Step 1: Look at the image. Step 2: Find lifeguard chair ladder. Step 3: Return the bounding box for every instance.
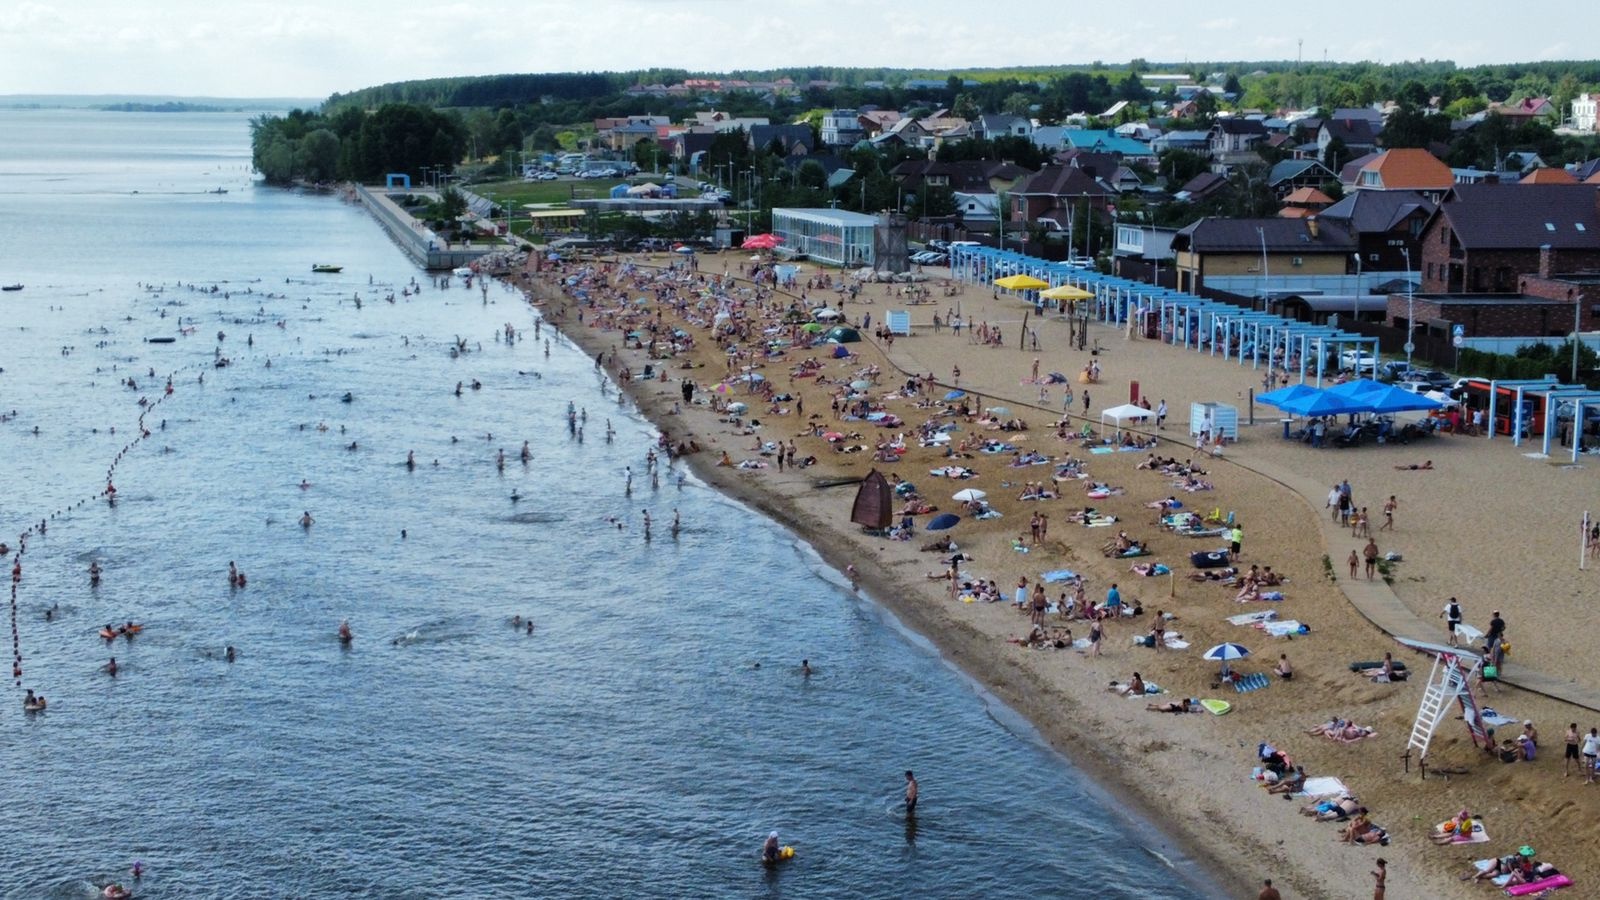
[1400,639,1486,764]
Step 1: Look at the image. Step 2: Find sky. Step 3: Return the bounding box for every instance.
[1,0,1592,101]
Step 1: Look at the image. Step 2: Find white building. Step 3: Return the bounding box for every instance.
[1573,93,1599,132]
[771,208,877,267]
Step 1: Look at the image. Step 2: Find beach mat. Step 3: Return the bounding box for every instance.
[1234,672,1270,693]
[1228,611,1277,626]
[1296,776,1348,798]
[1480,707,1518,728]
[1434,821,1490,844]
[1089,447,1116,455]
[1040,569,1079,583]
[1348,660,1409,673]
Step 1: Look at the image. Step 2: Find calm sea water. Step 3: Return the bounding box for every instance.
[0,109,1225,899]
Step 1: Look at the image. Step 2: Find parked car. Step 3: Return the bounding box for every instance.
[1414,370,1452,391]
[1378,361,1417,382]
[1393,380,1431,394]
[1339,349,1378,370]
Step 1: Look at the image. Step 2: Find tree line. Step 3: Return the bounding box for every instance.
[250,104,467,186]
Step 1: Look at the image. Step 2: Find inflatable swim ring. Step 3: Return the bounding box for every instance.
[103,885,131,900]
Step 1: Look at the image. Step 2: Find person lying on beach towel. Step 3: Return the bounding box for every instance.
[1187,567,1239,582]
[1306,717,1351,737]
[1338,811,1388,845]
[1265,766,1306,794]
[1430,810,1480,844]
[1467,848,1537,884]
[1147,698,1195,713]
[1393,460,1434,471]
[1129,562,1171,577]
[1305,796,1363,821]
[1324,723,1377,743]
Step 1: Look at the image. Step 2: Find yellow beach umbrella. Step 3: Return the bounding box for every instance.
[993,274,1050,291]
[1040,284,1095,301]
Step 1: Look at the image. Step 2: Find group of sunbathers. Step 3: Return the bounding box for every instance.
[1136,454,1208,477]
[1306,717,1377,743]
[1101,530,1148,558]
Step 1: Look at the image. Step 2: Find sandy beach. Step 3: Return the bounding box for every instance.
[517,252,1600,899]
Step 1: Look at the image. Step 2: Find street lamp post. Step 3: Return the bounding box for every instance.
[1402,247,1416,370]
[1351,252,1363,326]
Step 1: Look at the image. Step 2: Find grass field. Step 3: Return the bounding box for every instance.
[471,179,616,209]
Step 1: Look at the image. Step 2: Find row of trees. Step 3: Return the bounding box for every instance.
[251,104,466,186]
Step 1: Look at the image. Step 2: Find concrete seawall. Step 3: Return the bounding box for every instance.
[351,183,496,271]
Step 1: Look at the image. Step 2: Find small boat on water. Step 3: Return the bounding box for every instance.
[311,264,343,273]
[1,284,21,292]
[209,188,228,194]
[145,336,176,344]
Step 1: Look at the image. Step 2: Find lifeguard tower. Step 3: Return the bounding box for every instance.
[1398,637,1490,776]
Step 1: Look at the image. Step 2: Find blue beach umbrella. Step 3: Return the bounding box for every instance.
[1202,642,1251,661]
[926,513,961,531]
[1256,384,1322,409]
[944,390,966,401]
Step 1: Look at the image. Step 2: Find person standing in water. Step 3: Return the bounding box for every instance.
[300,511,314,528]
[762,831,780,864]
[904,770,918,816]
[338,620,352,643]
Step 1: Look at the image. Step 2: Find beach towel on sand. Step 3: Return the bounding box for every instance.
[1480,707,1519,728]
[1294,776,1348,798]
[1228,610,1277,626]
[1434,820,1490,844]
[1041,569,1080,583]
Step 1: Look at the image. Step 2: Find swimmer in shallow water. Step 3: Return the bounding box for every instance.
[300,511,315,528]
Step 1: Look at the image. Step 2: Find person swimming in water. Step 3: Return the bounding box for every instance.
[224,646,236,663]
[801,659,812,677]
[89,560,102,584]
[337,620,352,643]
[103,657,119,675]
[300,511,315,528]
[762,831,781,864]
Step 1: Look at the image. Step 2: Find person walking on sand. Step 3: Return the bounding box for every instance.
[1348,549,1360,579]
[1363,537,1380,579]
[1082,391,1091,416]
[1372,858,1386,900]
[1156,399,1167,430]
[1440,597,1463,647]
[1380,494,1397,532]
[1229,525,1244,559]
[1258,878,1282,900]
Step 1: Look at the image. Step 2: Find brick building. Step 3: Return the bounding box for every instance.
[1389,293,1576,338]
[1418,184,1600,293]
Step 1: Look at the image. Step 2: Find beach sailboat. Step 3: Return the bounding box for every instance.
[1,284,22,292]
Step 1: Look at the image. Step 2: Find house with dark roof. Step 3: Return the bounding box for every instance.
[1174,171,1231,203]
[975,114,1033,142]
[1316,189,1436,272]
[1008,163,1114,229]
[666,131,718,166]
[1266,159,1334,199]
[1318,117,1379,157]
[1209,119,1268,163]
[749,124,815,156]
[1056,150,1142,192]
[889,160,1032,196]
[1418,184,1600,293]
[871,117,932,149]
[1170,217,1356,293]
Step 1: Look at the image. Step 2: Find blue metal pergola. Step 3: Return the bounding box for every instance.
[947,244,1381,384]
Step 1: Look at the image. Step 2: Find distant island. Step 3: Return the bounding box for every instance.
[97,101,230,113]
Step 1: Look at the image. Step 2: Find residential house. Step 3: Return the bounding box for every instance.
[1113,224,1180,286]
[1573,159,1600,183]
[1174,172,1231,203]
[1277,187,1334,218]
[871,117,932,149]
[1209,119,1268,164]
[1418,184,1600,293]
[1487,97,1557,127]
[1061,129,1157,165]
[1008,163,1114,229]
[749,124,815,156]
[666,131,718,169]
[1573,94,1599,132]
[1317,117,1379,157]
[889,160,1032,197]
[1266,159,1335,199]
[1031,125,1071,152]
[1521,167,1578,184]
[953,191,1004,226]
[1150,130,1211,155]
[975,114,1033,141]
[1337,151,1384,186]
[1316,189,1436,272]
[1056,149,1143,193]
[820,110,865,147]
[607,122,659,152]
[1101,100,1132,120]
[857,109,902,137]
[1349,148,1454,200]
[1169,217,1356,294]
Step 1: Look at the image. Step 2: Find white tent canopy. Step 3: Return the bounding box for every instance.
[1100,403,1153,432]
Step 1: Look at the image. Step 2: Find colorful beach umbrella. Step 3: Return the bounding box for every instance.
[1202,642,1251,661]
[1040,284,1094,301]
[994,274,1050,291]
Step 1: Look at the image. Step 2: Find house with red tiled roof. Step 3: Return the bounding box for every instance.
[1521,167,1578,185]
[1278,187,1334,217]
[1350,149,1454,200]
